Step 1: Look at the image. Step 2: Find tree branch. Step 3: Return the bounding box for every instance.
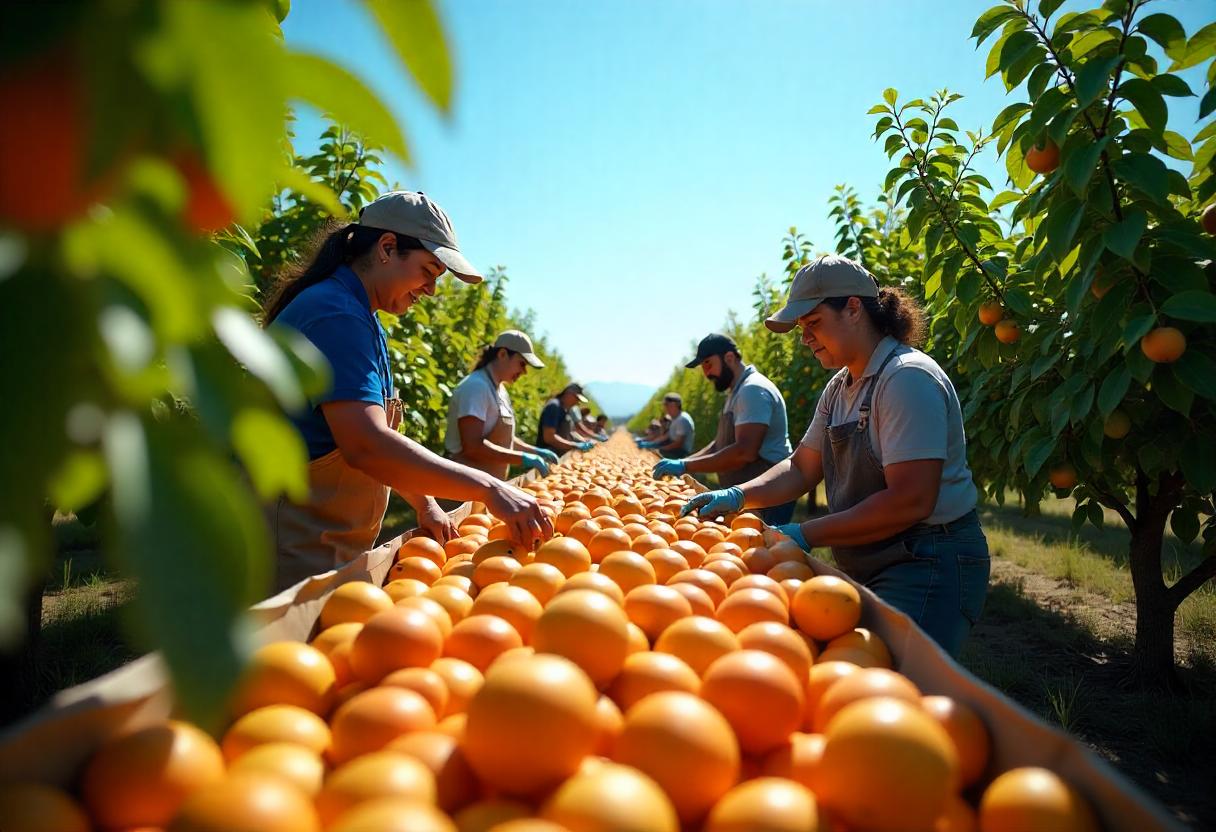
[1088,479,1137,531]
[1168,554,1216,608]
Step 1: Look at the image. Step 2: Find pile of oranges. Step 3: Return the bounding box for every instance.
[0,435,1100,831]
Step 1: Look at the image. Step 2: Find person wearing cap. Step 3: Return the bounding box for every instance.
[444,330,559,479]
[536,384,596,455]
[653,334,796,524]
[262,191,552,591]
[681,255,989,656]
[638,392,695,459]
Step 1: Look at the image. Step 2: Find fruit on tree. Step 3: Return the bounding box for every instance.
[1140,327,1186,363]
[1202,203,1216,235]
[175,151,235,233]
[1024,139,1060,175]
[1048,464,1078,491]
[978,302,1004,326]
[994,320,1020,344]
[1103,410,1131,440]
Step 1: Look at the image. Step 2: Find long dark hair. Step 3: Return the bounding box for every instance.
[262,219,427,326]
[473,345,518,371]
[822,286,927,347]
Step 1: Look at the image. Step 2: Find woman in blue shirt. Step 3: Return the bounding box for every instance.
[263,191,552,591]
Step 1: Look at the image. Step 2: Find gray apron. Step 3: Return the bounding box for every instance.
[821,344,918,584]
[450,367,517,481]
[716,366,780,488]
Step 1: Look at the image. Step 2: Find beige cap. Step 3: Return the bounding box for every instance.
[493,330,545,368]
[765,254,879,333]
[359,190,483,284]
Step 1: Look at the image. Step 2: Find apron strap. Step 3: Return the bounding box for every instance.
[856,344,904,433]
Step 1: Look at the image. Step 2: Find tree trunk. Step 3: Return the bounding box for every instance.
[1128,470,1183,689]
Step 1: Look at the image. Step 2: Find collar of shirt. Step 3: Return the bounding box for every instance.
[333,265,373,310]
[849,335,901,384]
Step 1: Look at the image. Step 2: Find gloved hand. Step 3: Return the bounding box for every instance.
[637,439,655,449]
[652,458,687,479]
[576,441,594,452]
[679,487,744,518]
[774,522,810,551]
[536,448,560,465]
[520,453,550,476]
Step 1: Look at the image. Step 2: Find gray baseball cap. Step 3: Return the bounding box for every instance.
[493,329,545,368]
[359,190,483,284]
[765,255,879,333]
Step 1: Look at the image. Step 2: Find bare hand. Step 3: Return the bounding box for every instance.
[416,496,457,544]
[485,482,554,550]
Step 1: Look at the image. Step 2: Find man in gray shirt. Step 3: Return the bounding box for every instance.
[640,392,695,458]
[652,334,796,524]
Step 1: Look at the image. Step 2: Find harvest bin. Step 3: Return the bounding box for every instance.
[0,477,1181,832]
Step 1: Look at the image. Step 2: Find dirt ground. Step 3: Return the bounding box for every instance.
[960,558,1216,829]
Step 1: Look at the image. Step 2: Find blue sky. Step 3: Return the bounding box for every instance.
[284,0,1211,388]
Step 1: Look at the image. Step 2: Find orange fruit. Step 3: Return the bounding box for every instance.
[385,578,432,602]
[175,150,236,234]
[165,772,318,832]
[730,574,788,605]
[626,622,651,654]
[803,661,859,731]
[328,686,437,765]
[703,777,820,832]
[391,556,444,586]
[230,640,336,717]
[316,751,436,826]
[994,319,1021,344]
[472,539,529,566]
[597,514,626,530]
[742,546,778,575]
[599,551,657,593]
[653,615,740,677]
[453,799,532,832]
[424,584,475,624]
[381,667,450,718]
[817,697,958,831]
[228,742,325,797]
[1103,409,1131,440]
[463,654,600,797]
[556,505,592,535]
[1024,138,1060,174]
[607,651,700,710]
[397,595,455,638]
[701,650,804,755]
[759,731,826,794]
[647,520,678,544]
[790,576,861,641]
[667,581,715,617]
[703,558,746,587]
[434,574,476,594]
[311,621,362,655]
[0,782,90,832]
[825,627,891,665]
[533,589,631,687]
[708,541,745,559]
[221,705,331,761]
[936,795,979,832]
[612,691,739,823]
[715,588,789,633]
[509,561,566,605]
[737,621,812,689]
[557,571,627,604]
[644,549,689,583]
[430,657,485,716]
[922,695,991,788]
[978,301,1004,326]
[350,606,444,683]
[624,584,694,641]
[594,693,625,756]
[81,720,225,829]
[399,536,447,568]
[437,713,467,740]
[630,532,668,555]
[767,561,815,582]
[777,578,805,605]
[667,568,728,607]
[768,539,807,565]
[470,584,544,644]
[726,527,764,550]
[473,555,523,589]
[979,767,1097,832]
[731,512,764,531]
[668,540,707,567]
[692,527,726,552]
[539,761,679,832]
[813,667,921,732]
[567,517,604,547]
[536,537,593,577]
[1048,464,1079,491]
[444,614,524,672]
[445,560,479,581]
[320,581,394,629]
[385,730,479,813]
[327,797,455,832]
[446,536,481,558]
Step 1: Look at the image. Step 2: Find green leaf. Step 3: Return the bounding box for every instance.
[1122,312,1156,347]
[1150,74,1194,98]
[1025,435,1057,477]
[1180,435,1216,493]
[1004,287,1034,317]
[1104,210,1147,261]
[1137,13,1187,61]
[994,31,1039,78]
[1161,290,1216,322]
[1097,364,1131,416]
[1201,87,1216,120]
[232,408,309,502]
[1171,506,1200,545]
[1169,22,1216,72]
[48,451,108,514]
[992,102,1033,135]
[1117,78,1168,134]
[363,0,454,113]
[1173,350,1216,400]
[1038,0,1066,19]
[1111,152,1170,204]
[285,52,409,163]
[1044,198,1086,261]
[972,6,1021,44]
[275,164,348,218]
[213,307,305,412]
[1074,54,1121,107]
[1064,135,1109,194]
[883,87,899,106]
[1153,366,1193,415]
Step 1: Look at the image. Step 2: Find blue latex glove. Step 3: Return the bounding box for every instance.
[652,458,687,479]
[536,448,560,465]
[521,453,550,476]
[576,441,594,452]
[679,487,744,518]
[774,522,810,551]
[637,439,655,449]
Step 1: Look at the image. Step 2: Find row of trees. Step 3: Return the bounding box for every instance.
[632,0,1215,685]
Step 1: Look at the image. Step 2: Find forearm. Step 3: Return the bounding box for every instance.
[801,488,931,547]
[545,429,580,451]
[684,440,717,462]
[346,428,497,502]
[740,459,810,508]
[463,438,524,467]
[683,443,757,475]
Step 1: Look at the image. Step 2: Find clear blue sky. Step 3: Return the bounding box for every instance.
[284,0,1211,388]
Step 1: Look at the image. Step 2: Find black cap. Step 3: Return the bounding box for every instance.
[561,383,589,403]
[685,333,739,368]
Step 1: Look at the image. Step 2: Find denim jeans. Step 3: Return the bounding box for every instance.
[865,513,990,657]
[758,500,796,526]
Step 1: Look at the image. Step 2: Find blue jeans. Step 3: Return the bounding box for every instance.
[865,513,990,657]
[758,500,796,526]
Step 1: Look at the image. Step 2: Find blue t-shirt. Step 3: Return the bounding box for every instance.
[273,266,393,460]
[535,398,573,451]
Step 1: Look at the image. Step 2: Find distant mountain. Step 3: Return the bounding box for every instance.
[583,381,657,421]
